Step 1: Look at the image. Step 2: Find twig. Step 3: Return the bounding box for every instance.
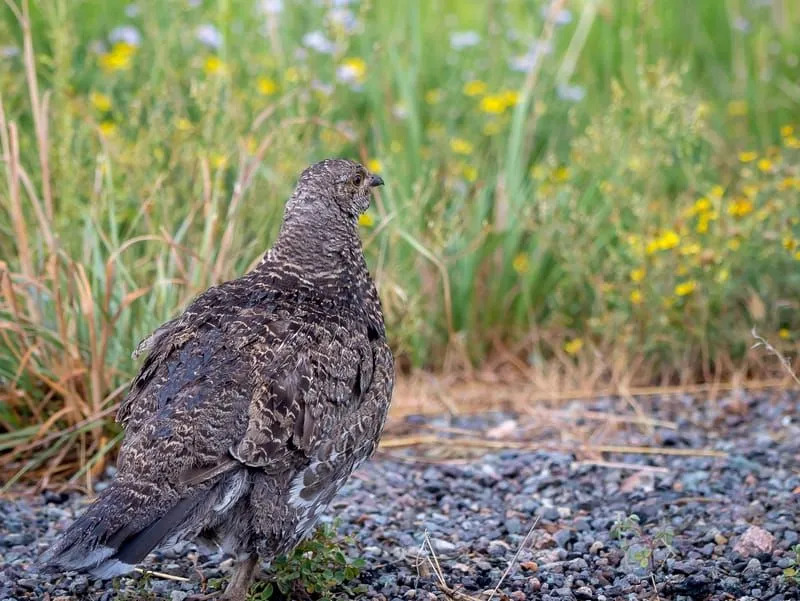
[751,328,800,386]
[380,435,727,458]
[134,567,190,583]
[577,460,670,474]
[487,516,539,601]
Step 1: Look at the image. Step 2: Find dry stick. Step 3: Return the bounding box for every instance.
[379,435,727,458]
[134,568,190,583]
[487,516,540,601]
[422,532,482,601]
[751,328,800,387]
[577,460,670,474]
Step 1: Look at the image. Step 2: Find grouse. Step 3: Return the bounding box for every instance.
[40,159,394,600]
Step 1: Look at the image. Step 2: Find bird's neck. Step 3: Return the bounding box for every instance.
[255,216,387,339]
[262,214,366,282]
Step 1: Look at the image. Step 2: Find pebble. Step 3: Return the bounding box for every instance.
[1,391,796,600]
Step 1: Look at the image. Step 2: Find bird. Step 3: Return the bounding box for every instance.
[39,158,395,600]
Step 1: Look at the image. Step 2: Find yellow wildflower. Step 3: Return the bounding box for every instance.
[727,238,741,251]
[99,42,135,72]
[501,90,520,107]
[728,198,753,217]
[738,151,757,163]
[257,76,278,95]
[99,120,116,136]
[462,165,478,182]
[358,213,374,227]
[778,177,800,191]
[340,57,366,84]
[450,137,474,155]
[512,253,529,274]
[710,185,724,199]
[176,117,192,131]
[630,267,646,282]
[757,158,773,172]
[787,136,800,149]
[647,230,680,254]
[780,124,794,138]
[526,165,545,181]
[727,100,748,117]
[89,91,112,112]
[783,236,798,251]
[716,268,729,283]
[366,159,382,174]
[674,280,697,296]
[552,166,570,183]
[689,197,712,215]
[204,56,225,75]
[211,153,227,169]
[796,250,800,261]
[480,95,507,114]
[463,80,487,96]
[425,89,443,105]
[629,290,643,305]
[779,328,790,340]
[564,338,583,355]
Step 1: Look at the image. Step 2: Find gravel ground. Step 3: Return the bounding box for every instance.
[2,389,799,600]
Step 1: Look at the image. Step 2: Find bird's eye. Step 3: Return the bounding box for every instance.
[352,174,363,186]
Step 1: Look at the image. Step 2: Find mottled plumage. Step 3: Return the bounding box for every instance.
[40,159,394,600]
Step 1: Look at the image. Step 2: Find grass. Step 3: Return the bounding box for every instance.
[1,0,799,484]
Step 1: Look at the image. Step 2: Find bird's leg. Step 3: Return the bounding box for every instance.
[220,553,258,601]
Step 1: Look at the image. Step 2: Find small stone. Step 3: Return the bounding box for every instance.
[553,528,575,548]
[733,525,774,557]
[170,592,189,601]
[505,518,523,535]
[743,558,761,577]
[567,557,588,571]
[589,540,604,554]
[430,538,456,553]
[714,533,728,545]
[575,586,594,600]
[488,539,510,557]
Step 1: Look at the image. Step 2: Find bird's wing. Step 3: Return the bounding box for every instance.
[228,320,378,471]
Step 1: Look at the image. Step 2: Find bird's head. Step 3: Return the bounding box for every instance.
[286,158,383,222]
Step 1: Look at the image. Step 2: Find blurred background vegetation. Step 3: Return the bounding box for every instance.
[1,0,799,485]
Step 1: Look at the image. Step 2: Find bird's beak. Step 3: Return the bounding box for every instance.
[368,174,384,188]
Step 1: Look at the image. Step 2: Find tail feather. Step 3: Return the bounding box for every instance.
[38,483,207,578]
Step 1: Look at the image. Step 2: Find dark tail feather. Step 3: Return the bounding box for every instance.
[114,493,203,564]
[38,484,206,579]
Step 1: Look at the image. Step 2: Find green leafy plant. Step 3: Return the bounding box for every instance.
[611,512,675,574]
[783,543,800,584]
[247,521,366,601]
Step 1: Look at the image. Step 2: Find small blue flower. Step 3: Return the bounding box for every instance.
[449,31,480,50]
[109,25,142,47]
[196,24,223,49]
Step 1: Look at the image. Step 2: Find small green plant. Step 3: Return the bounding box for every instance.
[247,521,366,601]
[611,512,675,574]
[783,544,800,584]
